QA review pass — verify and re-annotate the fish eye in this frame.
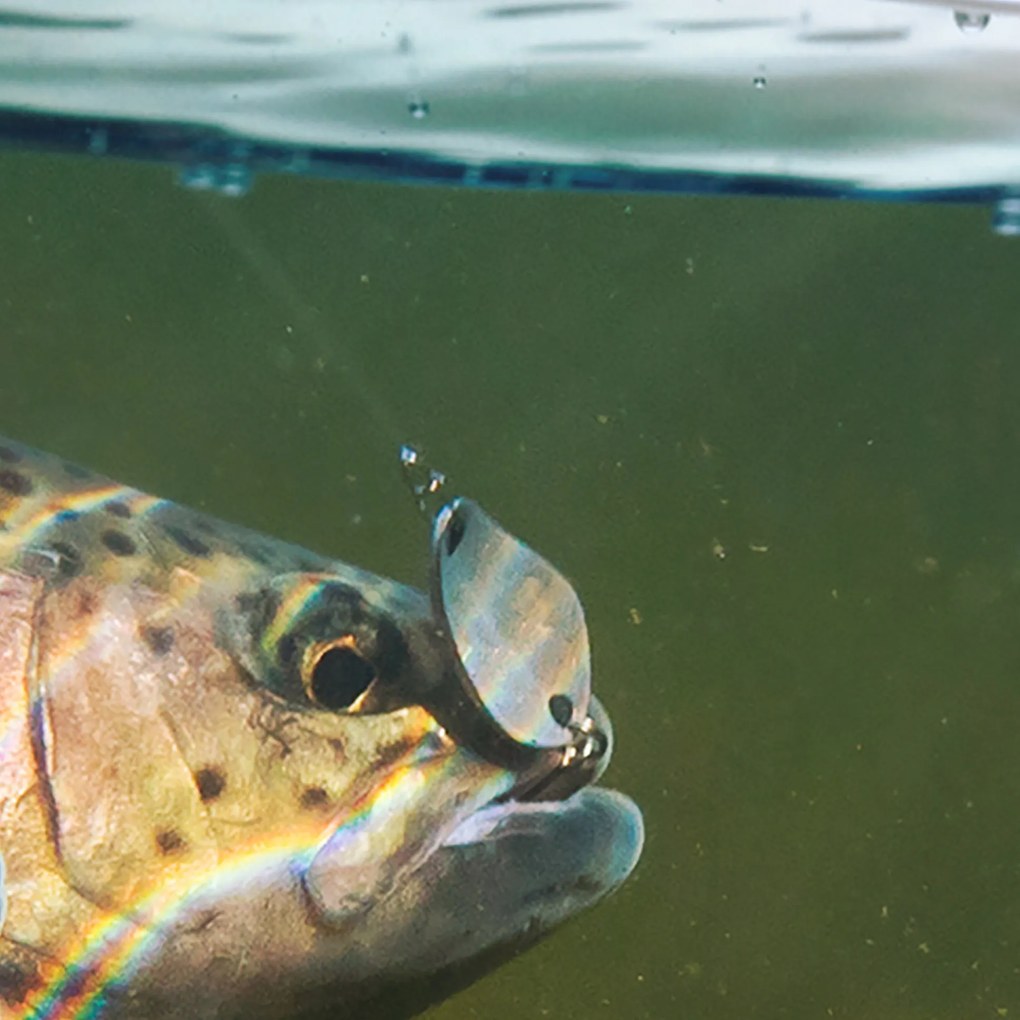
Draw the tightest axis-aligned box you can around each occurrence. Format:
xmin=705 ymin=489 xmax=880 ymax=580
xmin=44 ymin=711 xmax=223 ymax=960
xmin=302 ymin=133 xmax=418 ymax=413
xmin=302 ymin=638 xmax=377 ymax=711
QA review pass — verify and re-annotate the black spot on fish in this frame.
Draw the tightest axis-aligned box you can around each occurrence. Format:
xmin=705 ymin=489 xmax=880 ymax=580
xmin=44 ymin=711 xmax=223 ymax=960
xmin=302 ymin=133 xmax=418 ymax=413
xmin=155 ymin=828 xmax=186 ymax=855
xmin=166 ymin=525 xmax=211 ymax=558
xmin=0 ymin=951 xmax=41 ymax=1001
xmin=300 ymin=786 xmax=330 ymax=810
xmin=277 ymin=633 xmax=298 ymax=667
xmin=62 ymin=461 xmax=92 ymax=479
xmin=236 ymin=587 xmax=282 ymax=643
xmin=195 ymin=766 xmax=226 ymax=802
xmin=373 ymin=737 xmax=415 ymax=773
xmin=104 ymin=500 xmax=132 ymax=518
xmin=73 ymin=589 xmax=98 ymax=619
xmin=0 ymin=469 xmax=33 ymax=496
xmin=101 ymin=530 xmax=137 ymax=557
xmin=50 ymin=541 xmax=82 ymax=579
xmin=239 ymin=541 xmax=273 ymax=566
xmin=0 ymin=445 xmax=21 ymax=463
xmin=140 ymin=624 xmax=174 ymax=655
xmin=234 ymin=591 xmax=261 ymax=613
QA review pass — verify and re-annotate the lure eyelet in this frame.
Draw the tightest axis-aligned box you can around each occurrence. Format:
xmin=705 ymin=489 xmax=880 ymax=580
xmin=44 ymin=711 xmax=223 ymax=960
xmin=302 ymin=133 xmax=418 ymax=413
xmin=302 ymin=636 xmax=376 ymax=712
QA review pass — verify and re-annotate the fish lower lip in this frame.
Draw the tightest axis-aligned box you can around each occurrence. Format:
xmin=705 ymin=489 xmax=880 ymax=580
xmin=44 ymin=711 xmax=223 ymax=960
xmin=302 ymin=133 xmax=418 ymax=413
xmin=441 ymin=784 xmax=644 ymax=891
xmin=298 ymin=785 xmax=639 ymax=992
xmin=351 ymin=784 xmax=640 ymax=978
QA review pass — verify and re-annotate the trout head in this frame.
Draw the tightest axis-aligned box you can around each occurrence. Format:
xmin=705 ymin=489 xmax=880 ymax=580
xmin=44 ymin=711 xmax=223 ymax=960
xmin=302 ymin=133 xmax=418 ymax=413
xmin=0 ymin=439 xmax=642 ymax=1019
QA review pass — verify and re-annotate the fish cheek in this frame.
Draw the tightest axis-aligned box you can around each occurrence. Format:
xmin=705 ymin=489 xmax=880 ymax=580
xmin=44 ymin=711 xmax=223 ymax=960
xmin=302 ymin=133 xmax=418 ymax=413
xmin=156 ymin=675 xmax=351 ymax=844
xmin=302 ymin=744 xmax=513 ymax=928
xmin=34 ymin=573 xmax=465 ymax=933
xmin=36 ymin=582 xmax=220 ymax=909
xmin=154 ymin=636 xmax=438 ymax=854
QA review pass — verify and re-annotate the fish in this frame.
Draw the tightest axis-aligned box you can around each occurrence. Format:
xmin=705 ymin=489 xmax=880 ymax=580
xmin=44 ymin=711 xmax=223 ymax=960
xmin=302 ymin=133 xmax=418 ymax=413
xmin=0 ymin=436 xmax=643 ymax=1020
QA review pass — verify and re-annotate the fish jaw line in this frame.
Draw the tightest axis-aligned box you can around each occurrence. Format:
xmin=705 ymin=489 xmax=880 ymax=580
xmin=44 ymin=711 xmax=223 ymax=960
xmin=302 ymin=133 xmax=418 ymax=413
xmin=325 ymin=783 xmax=644 ymax=987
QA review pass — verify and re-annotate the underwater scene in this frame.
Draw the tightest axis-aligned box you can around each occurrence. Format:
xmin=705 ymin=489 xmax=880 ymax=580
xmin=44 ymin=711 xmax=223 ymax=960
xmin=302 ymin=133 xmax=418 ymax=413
xmin=4 ymin=141 xmax=1020 ymax=1020
xmin=2 ymin=1 xmax=1020 ymax=1019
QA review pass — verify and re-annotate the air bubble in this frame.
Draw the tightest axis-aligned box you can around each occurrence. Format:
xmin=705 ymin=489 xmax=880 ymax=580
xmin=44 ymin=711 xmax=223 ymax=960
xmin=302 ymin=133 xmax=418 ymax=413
xmin=953 ymin=10 xmax=990 ymax=32
xmin=399 ymin=444 xmax=446 ymax=515
xmin=408 ymin=100 xmax=430 ymax=119
xmin=753 ymin=75 xmax=767 ymax=90
xmin=992 ymin=196 xmax=1020 ymax=237
xmin=179 ymin=163 xmax=253 ymax=198
xmin=87 ymin=127 xmax=108 ymax=156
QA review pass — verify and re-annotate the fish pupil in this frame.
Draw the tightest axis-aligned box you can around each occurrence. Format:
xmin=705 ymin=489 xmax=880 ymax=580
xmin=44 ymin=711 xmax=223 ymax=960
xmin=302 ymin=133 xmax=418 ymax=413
xmin=309 ymin=645 xmax=376 ymax=710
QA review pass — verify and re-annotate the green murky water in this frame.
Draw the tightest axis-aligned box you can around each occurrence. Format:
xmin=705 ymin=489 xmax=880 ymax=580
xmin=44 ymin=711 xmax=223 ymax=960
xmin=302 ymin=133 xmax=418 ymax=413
xmin=2 ymin=150 xmax=1020 ymax=1018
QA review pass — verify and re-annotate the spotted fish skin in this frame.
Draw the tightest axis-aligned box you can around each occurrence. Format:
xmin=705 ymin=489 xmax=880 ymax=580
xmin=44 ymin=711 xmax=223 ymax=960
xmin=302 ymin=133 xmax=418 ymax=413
xmin=0 ymin=438 xmax=482 ymax=1013
xmin=0 ymin=437 xmax=642 ymax=1019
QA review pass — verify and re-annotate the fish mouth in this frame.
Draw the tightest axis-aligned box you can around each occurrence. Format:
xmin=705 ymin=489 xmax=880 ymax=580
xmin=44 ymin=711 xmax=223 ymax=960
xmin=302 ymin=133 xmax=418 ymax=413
xmin=436 ymin=783 xmax=644 ymax=933
xmin=262 ymin=782 xmax=642 ymax=1020
xmin=344 ymin=782 xmax=644 ymax=983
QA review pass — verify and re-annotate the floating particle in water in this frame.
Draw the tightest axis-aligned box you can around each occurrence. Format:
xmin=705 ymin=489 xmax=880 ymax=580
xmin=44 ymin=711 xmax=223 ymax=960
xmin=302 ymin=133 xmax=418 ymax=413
xmin=953 ymin=10 xmax=990 ymax=32
xmin=408 ymin=100 xmax=430 ymax=119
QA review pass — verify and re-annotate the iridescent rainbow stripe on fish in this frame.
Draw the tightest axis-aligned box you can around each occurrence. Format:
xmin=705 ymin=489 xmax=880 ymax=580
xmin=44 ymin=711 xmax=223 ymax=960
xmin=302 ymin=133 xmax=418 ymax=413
xmin=16 ymin=744 xmax=513 ymax=1020
xmin=0 ymin=479 xmax=163 ymax=549
xmin=259 ymin=573 xmax=337 ymax=654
